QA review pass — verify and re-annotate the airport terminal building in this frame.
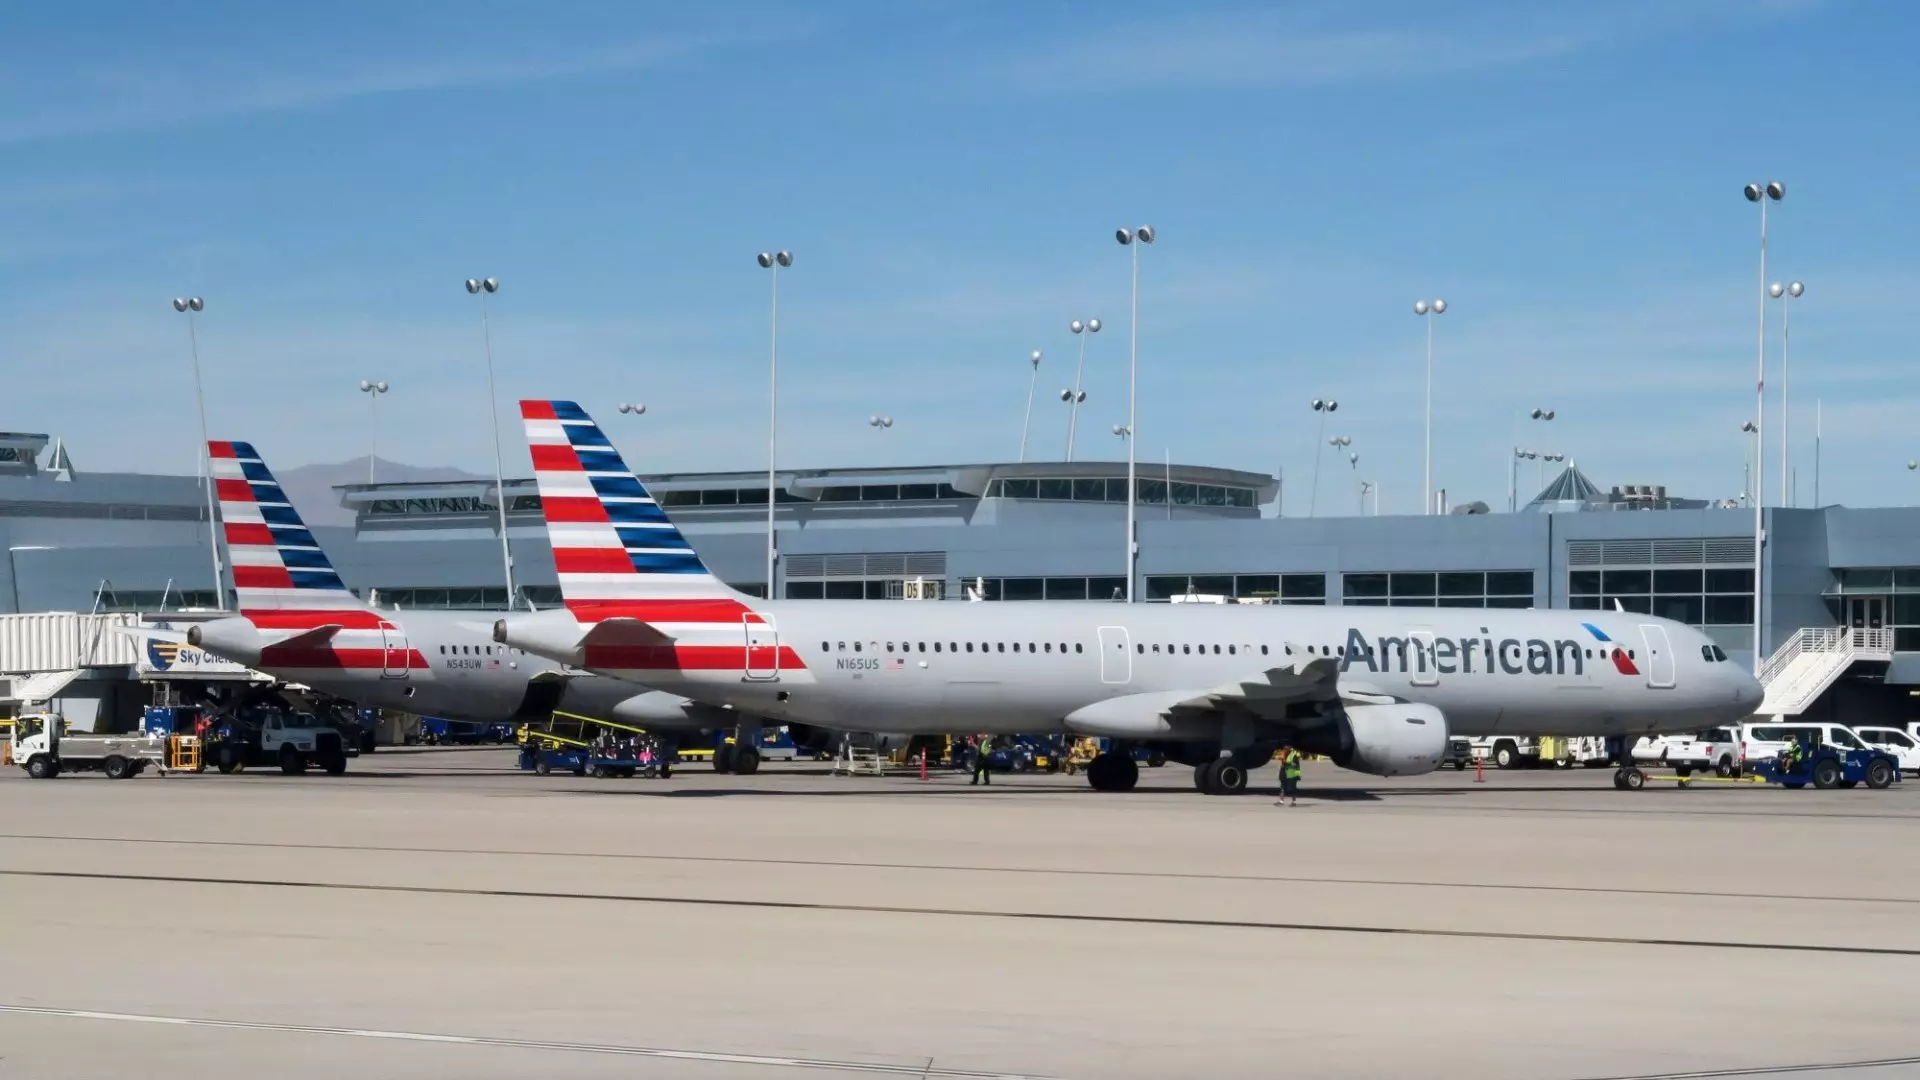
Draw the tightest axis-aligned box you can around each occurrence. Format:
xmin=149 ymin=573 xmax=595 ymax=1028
xmin=3 ymin=429 xmax=1915 ymax=728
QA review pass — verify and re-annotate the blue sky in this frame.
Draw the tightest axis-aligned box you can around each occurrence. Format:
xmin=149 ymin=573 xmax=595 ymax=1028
xmin=3 ymin=0 xmax=1914 ymax=514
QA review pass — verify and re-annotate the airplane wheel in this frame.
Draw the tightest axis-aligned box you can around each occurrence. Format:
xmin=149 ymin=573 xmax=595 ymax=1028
xmin=1622 ymin=767 xmax=1646 ymax=790
xmin=713 ymin=746 xmax=735 ymax=773
xmin=1191 ymin=764 xmax=1211 ymax=791
xmin=1200 ymin=759 xmax=1245 ymax=796
xmin=1088 ymin=753 xmax=1136 ymax=792
xmin=731 ymin=746 xmax=760 ymax=775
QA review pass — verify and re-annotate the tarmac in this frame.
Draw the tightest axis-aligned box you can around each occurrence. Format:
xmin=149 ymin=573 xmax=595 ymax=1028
xmin=2 ymin=749 xmax=1918 ymax=1080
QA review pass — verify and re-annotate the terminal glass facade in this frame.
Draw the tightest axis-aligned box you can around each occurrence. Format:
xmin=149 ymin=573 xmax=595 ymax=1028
xmin=1146 ymin=573 xmax=1327 ymax=603
xmin=1341 ymin=571 xmax=1534 ymax=608
xmin=985 ymin=477 xmax=1258 ymax=508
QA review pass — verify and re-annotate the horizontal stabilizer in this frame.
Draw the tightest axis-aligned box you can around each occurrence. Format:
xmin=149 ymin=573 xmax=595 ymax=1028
xmin=271 ymin=623 xmax=344 ymax=650
xmin=581 ymin=617 xmax=675 ymax=648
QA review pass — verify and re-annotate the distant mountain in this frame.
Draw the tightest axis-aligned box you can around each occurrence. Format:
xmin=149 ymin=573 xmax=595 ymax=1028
xmin=274 ymin=457 xmax=488 ymax=526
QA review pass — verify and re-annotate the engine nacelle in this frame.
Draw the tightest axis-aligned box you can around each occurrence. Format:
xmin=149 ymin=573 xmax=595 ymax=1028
xmin=1301 ymin=702 xmax=1448 ymax=777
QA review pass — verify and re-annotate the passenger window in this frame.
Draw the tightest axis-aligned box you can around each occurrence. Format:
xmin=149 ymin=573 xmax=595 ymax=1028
xmin=1152 ymin=644 xmax=1161 ymax=654
xmin=1044 ymin=643 xmax=1053 ymax=653
xmin=854 ymin=642 xmax=862 ymax=653
xmin=1229 ymin=645 xmax=1236 ymax=655
xmin=918 ymin=642 xmax=926 ymax=653
xmin=997 ymin=643 xmax=1005 ymax=653
xmin=838 ymin=642 xmax=846 ymax=652
xmin=1135 ymin=644 xmax=1144 ymax=654
xmin=1212 ymin=645 xmax=1221 ymax=655
xmin=1261 ymin=645 xmax=1269 ymax=656
xmin=950 ymin=642 xmax=958 ymax=652
xmin=821 ymin=641 xmax=830 ymax=652
xmin=886 ymin=642 xmax=894 ymax=652
xmin=439 ymin=646 xmax=446 ymax=655
xmin=1075 ymin=643 xmax=1083 ymax=654
xmin=934 ymin=642 xmax=942 ymax=653
xmin=965 ymin=643 xmax=973 ymax=653
xmin=1029 ymin=643 xmax=1037 ymax=653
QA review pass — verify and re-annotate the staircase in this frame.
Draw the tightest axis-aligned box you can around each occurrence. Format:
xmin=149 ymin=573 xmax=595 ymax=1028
xmin=1755 ymin=626 xmax=1893 ymax=718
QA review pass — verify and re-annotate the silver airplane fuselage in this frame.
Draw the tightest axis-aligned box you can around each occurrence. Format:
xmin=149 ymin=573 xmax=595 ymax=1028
xmin=500 ymin=601 xmax=1763 ymax=738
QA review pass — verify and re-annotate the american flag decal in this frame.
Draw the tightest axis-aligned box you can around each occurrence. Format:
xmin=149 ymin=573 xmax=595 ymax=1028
xmin=886 ymin=657 xmax=904 ymax=670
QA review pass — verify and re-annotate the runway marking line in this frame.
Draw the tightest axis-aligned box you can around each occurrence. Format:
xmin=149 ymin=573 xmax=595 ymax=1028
xmin=0 ymin=1003 xmax=1054 ymax=1079
xmin=4 ymin=867 xmax=1918 ymax=959
xmin=1578 ymin=1052 xmax=1920 ymax=1079
xmin=4 ymin=832 xmax=1915 ymax=908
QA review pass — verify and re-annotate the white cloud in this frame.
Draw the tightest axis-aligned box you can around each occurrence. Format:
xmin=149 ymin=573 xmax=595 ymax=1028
xmin=989 ymin=1 xmax=1825 ymax=93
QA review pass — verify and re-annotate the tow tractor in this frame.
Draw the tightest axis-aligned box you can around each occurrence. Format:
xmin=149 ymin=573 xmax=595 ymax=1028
xmin=9 ymin=712 xmax=168 ymax=780
xmin=1750 ymin=743 xmax=1899 ymax=791
xmin=203 ymin=708 xmax=351 ymax=775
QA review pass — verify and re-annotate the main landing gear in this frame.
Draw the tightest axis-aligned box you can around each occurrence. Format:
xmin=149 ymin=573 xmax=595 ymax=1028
xmin=1193 ymin=758 xmax=1249 ymax=795
xmin=712 ymin=743 xmax=761 ymax=775
xmin=1084 ymin=751 xmax=1139 ymax=792
xmin=1612 ymin=765 xmax=1647 ymax=790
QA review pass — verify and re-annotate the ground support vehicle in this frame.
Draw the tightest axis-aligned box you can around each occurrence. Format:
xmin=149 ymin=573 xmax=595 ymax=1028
xmin=10 ymin=716 xmax=168 ymax=780
xmin=203 ymin=711 xmax=350 ymax=775
xmin=1750 ymin=746 xmax=1899 ymax=791
xmin=1440 ymin=738 xmax=1474 ymax=770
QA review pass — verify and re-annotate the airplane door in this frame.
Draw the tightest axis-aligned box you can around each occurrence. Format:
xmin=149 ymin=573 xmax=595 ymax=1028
xmin=1408 ymin=630 xmax=1439 ymax=687
xmin=744 ymin=614 xmax=780 ymax=682
xmin=379 ymin=625 xmax=409 ymax=680
xmin=1637 ymin=623 xmax=1675 ymax=689
xmin=1097 ymin=626 xmax=1132 ymax=685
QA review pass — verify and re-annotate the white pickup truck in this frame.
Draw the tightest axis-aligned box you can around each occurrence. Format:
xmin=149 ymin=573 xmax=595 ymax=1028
xmin=1661 ymin=726 xmax=1743 ymax=777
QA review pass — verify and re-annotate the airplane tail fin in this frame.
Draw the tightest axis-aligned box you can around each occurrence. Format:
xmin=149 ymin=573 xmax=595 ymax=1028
xmin=208 ymin=440 xmax=370 ymax=618
xmin=519 ymin=400 xmax=756 ymax=624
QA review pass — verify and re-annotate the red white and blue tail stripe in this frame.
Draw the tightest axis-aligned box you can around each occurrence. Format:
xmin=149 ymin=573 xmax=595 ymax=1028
xmin=519 ymin=400 xmax=803 ymax=675
xmin=209 ymin=441 xmax=418 ymax=669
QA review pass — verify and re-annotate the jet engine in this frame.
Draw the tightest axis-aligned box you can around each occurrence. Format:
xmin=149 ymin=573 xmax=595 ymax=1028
xmin=1298 ymin=702 xmax=1448 ymax=777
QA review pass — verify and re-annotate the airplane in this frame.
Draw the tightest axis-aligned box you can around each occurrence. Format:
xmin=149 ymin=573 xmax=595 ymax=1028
xmin=492 ymin=400 xmax=1765 ymax=796
xmin=179 ymin=439 xmax=775 ymax=773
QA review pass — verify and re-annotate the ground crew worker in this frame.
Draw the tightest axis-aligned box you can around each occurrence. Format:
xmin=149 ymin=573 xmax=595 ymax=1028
xmin=1278 ymin=744 xmax=1304 ymax=807
xmin=971 ymin=734 xmax=995 ymax=786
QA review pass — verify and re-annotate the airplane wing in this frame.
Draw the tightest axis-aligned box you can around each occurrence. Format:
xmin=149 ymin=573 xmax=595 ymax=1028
xmin=1065 ymin=650 xmax=1380 ymax=736
xmin=1165 ymin=652 xmax=1350 ymax=723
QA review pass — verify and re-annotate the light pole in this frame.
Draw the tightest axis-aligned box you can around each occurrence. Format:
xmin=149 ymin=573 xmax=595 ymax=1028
xmin=757 ymin=250 xmax=792 ymax=594
xmin=464 ymin=277 xmax=517 ymax=609
xmin=868 ymin=415 xmax=894 ymax=430
xmin=172 ymin=296 xmax=222 ymax=609
xmin=1511 ymin=447 xmax=1537 ymax=511
xmin=1510 ymin=408 xmax=1555 ymax=511
xmin=1064 ymin=318 xmax=1101 ymax=461
xmin=617 ymin=402 xmax=647 ymax=416
xmin=358 ymin=380 xmax=389 ymax=483
xmin=1308 ymin=398 xmax=1338 ymax=518
xmin=1116 ymin=225 xmax=1154 ymax=602
xmin=1346 ymin=449 xmax=1360 ymax=514
xmin=1743 ymin=180 xmax=1783 ymax=673
xmin=1359 ymin=479 xmax=1375 ymax=516
xmin=1770 ymin=280 xmax=1805 ymax=506
xmin=1018 ymin=350 xmax=1042 ymax=462
xmin=1538 ymin=451 xmax=1564 ymax=490
xmin=1741 ymin=421 xmax=1759 ymax=507
xmin=1413 ymin=298 xmax=1448 ymax=514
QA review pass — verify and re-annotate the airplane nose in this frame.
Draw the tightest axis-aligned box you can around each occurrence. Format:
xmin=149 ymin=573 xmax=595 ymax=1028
xmin=1734 ymin=669 xmax=1763 ymax=711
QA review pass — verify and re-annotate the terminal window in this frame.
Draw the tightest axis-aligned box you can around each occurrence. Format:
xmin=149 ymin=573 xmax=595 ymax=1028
xmin=1145 ymin=573 xmax=1326 ymax=603
xmin=1340 ymin=571 xmax=1534 ymax=609
xmin=1567 ymin=568 xmax=1752 ymax=625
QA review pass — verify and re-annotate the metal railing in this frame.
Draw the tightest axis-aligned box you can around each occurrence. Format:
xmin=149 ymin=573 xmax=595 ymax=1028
xmin=1759 ymin=625 xmax=1894 ymax=686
